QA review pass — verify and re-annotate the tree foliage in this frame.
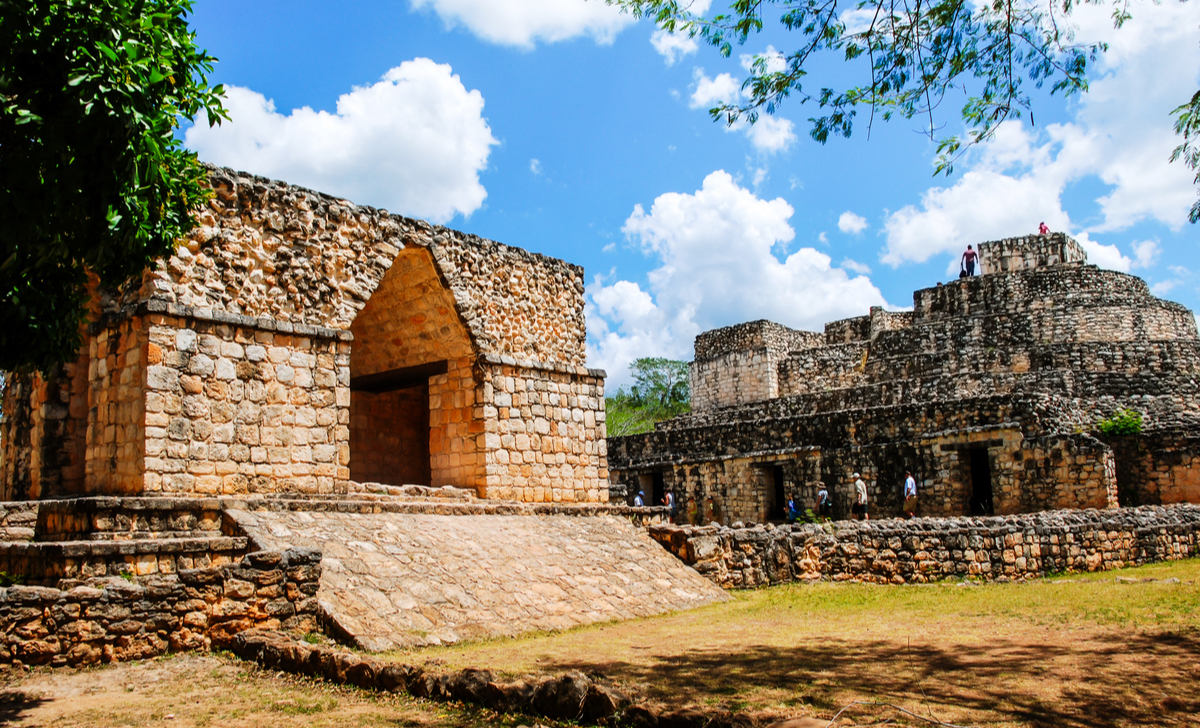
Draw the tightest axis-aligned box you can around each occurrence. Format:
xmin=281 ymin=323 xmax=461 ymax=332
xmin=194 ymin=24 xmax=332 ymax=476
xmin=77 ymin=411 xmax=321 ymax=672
xmin=0 ymin=0 xmax=227 ymax=373
xmin=607 ymin=358 xmax=691 ymax=436
xmin=607 ymin=0 xmax=1199 ymax=214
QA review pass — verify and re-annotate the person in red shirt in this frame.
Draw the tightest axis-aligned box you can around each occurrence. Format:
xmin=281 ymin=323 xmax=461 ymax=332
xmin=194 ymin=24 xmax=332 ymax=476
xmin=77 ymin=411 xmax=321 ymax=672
xmin=961 ymin=245 xmax=979 ymax=277
xmin=1039 ymin=222 xmax=1050 ymax=235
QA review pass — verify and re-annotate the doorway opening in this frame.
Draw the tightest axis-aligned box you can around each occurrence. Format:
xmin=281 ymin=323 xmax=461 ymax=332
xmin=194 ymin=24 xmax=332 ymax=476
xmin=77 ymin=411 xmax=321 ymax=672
xmin=349 ymin=382 xmax=431 ymax=486
xmin=637 ymin=471 xmax=665 ymax=506
xmin=772 ymin=465 xmax=786 ymax=521
xmin=968 ymin=449 xmax=994 ymax=515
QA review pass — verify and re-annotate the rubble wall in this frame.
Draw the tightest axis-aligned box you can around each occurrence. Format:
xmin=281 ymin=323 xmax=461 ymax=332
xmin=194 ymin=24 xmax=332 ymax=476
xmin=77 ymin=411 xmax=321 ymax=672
xmin=0 ymin=548 xmax=321 ymax=667
xmin=648 ymin=504 xmax=1200 ymax=588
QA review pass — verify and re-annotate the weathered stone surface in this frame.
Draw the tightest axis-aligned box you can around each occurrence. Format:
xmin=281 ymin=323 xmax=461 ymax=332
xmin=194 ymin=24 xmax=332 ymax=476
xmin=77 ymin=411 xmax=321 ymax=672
xmin=650 ymin=503 xmax=1200 ymax=587
xmin=229 ymin=509 xmax=727 ymax=650
xmin=612 ymin=234 xmax=1200 ymax=523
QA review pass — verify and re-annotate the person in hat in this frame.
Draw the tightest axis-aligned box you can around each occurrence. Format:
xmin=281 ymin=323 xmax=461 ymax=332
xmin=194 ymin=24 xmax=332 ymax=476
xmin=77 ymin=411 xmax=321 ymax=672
xmin=633 ymin=490 xmax=645 ymax=507
xmin=851 ymin=472 xmax=869 ymax=520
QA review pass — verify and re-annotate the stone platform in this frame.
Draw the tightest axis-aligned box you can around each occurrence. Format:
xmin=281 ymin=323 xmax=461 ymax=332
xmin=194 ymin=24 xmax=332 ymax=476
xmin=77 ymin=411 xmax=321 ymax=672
xmin=228 ymin=509 xmax=728 ymax=650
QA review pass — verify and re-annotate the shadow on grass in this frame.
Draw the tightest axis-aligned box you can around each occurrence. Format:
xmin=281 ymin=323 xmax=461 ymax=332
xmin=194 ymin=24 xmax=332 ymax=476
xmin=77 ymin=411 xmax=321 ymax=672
xmin=0 ymin=689 xmax=48 ymax=724
xmin=533 ymin=630 xmax=1200 ymax=727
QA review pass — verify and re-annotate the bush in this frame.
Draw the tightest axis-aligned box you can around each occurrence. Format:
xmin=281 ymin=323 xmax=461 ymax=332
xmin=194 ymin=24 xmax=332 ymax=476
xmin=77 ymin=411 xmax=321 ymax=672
xmin=1096 ymin=408 xmax=1144 ymax=436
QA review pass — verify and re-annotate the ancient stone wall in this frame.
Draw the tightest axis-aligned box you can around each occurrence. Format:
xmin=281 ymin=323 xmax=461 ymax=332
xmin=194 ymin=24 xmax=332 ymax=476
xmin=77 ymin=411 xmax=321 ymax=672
xmin=0 ymin=548 xmax=321 ymax=667
xmin=1105 ymin=431 xmax=1200 ymax=508
xmin=979 ymin=232 xmax=1086 ymax=274
xmin=2 ymin=166 xmax=606 ymax=501
xmin=649 ymin=504 xmax=1200 ymax=588
xmin=691 ymin=320 xmax=821 ymax=412
xmin=479 ymin=357 xmax=607 ymax=502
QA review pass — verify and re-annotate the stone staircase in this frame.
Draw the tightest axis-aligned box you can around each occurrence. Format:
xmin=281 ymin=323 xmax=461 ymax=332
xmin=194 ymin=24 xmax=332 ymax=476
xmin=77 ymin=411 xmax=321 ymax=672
xmin=0 ymin=488 xmax=728 ymax=651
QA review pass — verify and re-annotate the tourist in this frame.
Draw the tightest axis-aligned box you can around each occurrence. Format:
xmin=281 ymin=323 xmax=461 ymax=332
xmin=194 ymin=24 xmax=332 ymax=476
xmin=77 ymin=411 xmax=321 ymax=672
xmin=903 ymin=470 xmax=918 ymax=519
xmin=1039 ymin=221 xmax=1050 ymax=235
xmin=633 ymin=490 xmax=645 ymax=507
xmin=786 ymin=494 xmax=800 ymax=523
xmin=961 ymin=245 xmax=979 ymax=277
xmin=817 ymin=482 xmax=832 ymax=518
xmin=687 ymin=495 xmax=698 ymax=525
xmin=851 ymin=473 xmax=869 ymax=520
xmin=662 ymin=490 xmax=676 ymax=523
xmin=706 ymin=496 xmax=722 ymax=526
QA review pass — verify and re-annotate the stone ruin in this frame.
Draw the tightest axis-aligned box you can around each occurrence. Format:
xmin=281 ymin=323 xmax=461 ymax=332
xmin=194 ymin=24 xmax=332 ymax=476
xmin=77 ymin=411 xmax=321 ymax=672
xmin=1 ymin=165 xmax=607 ymax=503
xmin=1 ymin=172 xmax=1198 ymax=676
xmin=610 ymin=234 xmax=1200 ymax=524
xmin=0 ymin=167 xmax=728 ymax=663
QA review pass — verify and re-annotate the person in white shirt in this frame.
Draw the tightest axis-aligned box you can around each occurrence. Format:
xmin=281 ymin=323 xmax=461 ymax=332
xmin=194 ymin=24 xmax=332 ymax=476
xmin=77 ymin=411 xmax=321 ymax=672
xmin=852 ymin=473 xmax=869 ymax=520
xmin=903 ymin=470 xmax=918 ymax=519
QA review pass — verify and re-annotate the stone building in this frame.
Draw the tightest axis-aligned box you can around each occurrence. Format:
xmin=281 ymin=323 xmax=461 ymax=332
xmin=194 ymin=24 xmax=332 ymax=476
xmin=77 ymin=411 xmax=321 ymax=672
xmin=1 ymin=166 xmax=608 ymax=503
xmin=610 ymin=234 xmax=1200 ymax=523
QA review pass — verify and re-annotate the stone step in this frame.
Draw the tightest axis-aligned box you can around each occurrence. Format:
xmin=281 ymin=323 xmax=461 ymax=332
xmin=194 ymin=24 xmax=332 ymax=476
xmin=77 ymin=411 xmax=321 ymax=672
xmin=0 ymin=536 xmax=250 ymax=584
xmin=227 ymin=509 xmax=727 ymax=651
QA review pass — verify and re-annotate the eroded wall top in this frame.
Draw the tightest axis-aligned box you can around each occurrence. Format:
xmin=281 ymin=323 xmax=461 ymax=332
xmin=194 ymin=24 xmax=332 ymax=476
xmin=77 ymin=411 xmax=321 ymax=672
xmin=119 ymin=166 xmax=587 ymax=367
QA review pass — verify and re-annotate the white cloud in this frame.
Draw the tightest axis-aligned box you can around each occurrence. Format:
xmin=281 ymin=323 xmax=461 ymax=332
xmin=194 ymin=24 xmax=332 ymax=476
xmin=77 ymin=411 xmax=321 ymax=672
xmin=752 ymin=168 xmax=768 ymax=187
xmin=743 ymin=114 xmax=796 ymax=153
xmin=1131 ymin=240 xmax=1160 ymax=269
xmin=689 ymin=69 xmax=741 ymax=108
xmin=880 ymin=1 xmax=1199 ymax=268
xmin=530 ymin=158 xmax=543 ymax=175
xmin=408 ymin=0 xmax=633 ymax=49
xmin=739 ymin=45 xmax=787 ymax=74
xmin=690 ymin=68 xmax=796 ymax=153
xmin=586 ymin=171 xmax=889 ymax=385
xmin=651 ymin=30 xmax=698 ymax=65
xmin=838 ymin=211 xmax=869 ymax=234
xmin=842 ymin=258 xmax=871 ymax=274
xmin=818 ymin=231 xmax=829 ymax=244
xmin=185 ymin=59 xmax=497 ymax=224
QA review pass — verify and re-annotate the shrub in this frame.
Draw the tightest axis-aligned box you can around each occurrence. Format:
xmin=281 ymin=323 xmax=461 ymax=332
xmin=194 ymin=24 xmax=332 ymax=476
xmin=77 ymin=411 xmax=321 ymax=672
xmin=1097 ymin=408 xmax=1143 ymax=436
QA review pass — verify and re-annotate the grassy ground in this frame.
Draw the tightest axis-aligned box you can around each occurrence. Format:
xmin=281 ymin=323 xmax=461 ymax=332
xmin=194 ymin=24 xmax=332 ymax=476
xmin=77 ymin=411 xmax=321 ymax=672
xmin=388 ymin=558 xmax=1200 ymax=727
xmin=2 ymin=558 xmax=1198 ymax=727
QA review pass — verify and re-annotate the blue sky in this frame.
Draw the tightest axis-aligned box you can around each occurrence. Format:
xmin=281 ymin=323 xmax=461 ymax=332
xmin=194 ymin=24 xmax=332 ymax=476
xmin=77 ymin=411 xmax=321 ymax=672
xmin=184 ymin=0 xmax=1200 ymax=388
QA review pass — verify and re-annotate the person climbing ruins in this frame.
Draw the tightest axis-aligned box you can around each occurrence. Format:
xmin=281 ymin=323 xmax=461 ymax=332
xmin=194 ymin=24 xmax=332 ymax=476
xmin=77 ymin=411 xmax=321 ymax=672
xmin=687 ymin=495 xmax=698 ymax=525
xmin=817 ymin=482 xmax=832 ymax=518
xmin=851 ymin=473 xmax=869 ymax=520
xmin=1039 ymin=222 xmax=1050 ymax=235
xmin=903 ymin=470 xmax=918 ymax=518
xmin=960 ymin=245 xmax=979 ymax=277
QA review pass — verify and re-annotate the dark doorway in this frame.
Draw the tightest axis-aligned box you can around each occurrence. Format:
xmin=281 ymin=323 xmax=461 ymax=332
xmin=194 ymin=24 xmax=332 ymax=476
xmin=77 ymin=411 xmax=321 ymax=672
xmin=772 ymin=466 xmax=786 ymax=521
xmin=349 ymin=383 xmax=431 ymax=486
xmin=637 ymin=471 xmax=665 ymax=507
xmin=968 ymin=449 xmax=994 ymax=515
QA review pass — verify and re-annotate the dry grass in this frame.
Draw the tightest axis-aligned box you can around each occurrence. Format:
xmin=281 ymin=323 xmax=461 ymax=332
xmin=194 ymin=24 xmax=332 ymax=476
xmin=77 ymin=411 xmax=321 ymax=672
xmin=2 ymin=559 xmax=1198 ymax=727
xmin=389 ymin=558 xmax=1200 ymax=727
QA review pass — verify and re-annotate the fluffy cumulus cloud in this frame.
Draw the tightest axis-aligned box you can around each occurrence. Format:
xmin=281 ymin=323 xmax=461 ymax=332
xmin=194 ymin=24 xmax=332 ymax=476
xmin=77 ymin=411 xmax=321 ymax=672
xmin=881 ymin=0 xmax=1199 ymax=268
xmin=587 ymin=171 xmax=889 ymax=385
xmin=838 ymin=211 xmax=869 ymax=234
xmin=185 ymin=59 xmax=497 ymax=224
xmin=650 ymin=0 xmax=713 ymax=64
xmin=409 ymin=0 xmax=633 ymax=48
xmin=690 ymin=68 xmax=796 ymax=153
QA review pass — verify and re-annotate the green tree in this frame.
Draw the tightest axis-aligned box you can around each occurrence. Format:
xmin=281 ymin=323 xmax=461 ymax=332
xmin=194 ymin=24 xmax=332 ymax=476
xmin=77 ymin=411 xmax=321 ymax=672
xmin=1 ymin=0 xmax=227 ymax=373
xmin=607 ymin=358 xmax=691 ymax=436
xmin=606 ymin=0 xmax=1200 ymax=220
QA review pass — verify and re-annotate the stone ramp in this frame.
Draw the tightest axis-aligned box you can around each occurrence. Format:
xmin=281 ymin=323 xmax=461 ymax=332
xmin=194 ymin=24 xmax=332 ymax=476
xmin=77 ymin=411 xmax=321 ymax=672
xmin=227 ymin=510 xmax=728 ymax=651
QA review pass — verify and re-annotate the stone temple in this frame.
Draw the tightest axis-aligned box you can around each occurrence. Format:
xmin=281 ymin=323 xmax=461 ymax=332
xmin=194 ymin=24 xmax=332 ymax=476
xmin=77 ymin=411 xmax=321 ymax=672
xmin=1 ymin=166 xmax=608 ymax=503
xmin=609 ymin=234 xmax=1200 ymax=523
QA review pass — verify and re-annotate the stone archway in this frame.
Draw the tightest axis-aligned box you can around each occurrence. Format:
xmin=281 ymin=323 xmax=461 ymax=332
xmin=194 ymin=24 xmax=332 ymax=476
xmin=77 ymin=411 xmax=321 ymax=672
xmin=348 ymin=247 xmax=475 ymax=487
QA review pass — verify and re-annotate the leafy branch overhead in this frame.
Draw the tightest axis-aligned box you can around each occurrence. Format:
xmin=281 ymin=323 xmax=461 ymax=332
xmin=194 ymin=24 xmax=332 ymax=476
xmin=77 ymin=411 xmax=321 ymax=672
xmin=607 ymin=358 xmax=691 ymax=437
xmin=0 ymin=0 xmax=228 ymax=372
xmin=607 ymin=0 xmax=1200 ymax=218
